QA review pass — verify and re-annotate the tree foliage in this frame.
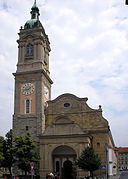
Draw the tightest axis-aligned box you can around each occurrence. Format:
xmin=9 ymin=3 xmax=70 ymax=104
xmin=76 ymin=147 xmax=101 ymax=178
xmin=0 ymin=136 xmax=4 ymax=165
xmin=0 ymin=129 xmax=15 ymax=175
xmin=0 ymin=130 xmax=40 ymax=176
xmin=14 ymin=132 xmax=40 ymax=175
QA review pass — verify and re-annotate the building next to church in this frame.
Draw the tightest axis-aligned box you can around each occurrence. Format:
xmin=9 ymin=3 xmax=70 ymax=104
xmin=116 ymin=147 xmax=128 ymax=171
xmin=12 ymin=1 xmax=117 ymax=178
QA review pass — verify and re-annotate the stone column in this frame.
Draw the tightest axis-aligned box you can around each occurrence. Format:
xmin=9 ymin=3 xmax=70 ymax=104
xmin=38 ymin=42 xmax=42 ymax=61
xmin=18 ymin=45 xmax=21 ymax=63
xmin=20 ymin=44 xmax=25 ymax=62
xmin=40 ymin=43 xmax=43 ymax=62
xmin=34 ymin=43 xmax=36 ymax=61
xmin=22 ymin=45 xmax=25 ymax=61
xmin=36 ymin=44 xmax=38 ymax=60
xmin=20 ymin=46 xmax=23 ymax=62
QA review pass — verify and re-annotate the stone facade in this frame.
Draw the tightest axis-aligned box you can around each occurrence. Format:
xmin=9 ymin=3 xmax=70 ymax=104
xmin=39 ymin=93 xmax=115 ymax=178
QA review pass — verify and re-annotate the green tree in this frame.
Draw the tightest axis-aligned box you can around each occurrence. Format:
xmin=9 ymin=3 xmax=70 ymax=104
xmin=0 ymin=136 xmax=4 ymax=166
xmin=14 ymin=132 xmax=40 ymax=176
xmin=3 ymin=129 xmax=15 ymax=175
xmin=0 ymin=130 xmax=15 ymax=176
xmin=76 ymin=147 xmax=101 ymax=179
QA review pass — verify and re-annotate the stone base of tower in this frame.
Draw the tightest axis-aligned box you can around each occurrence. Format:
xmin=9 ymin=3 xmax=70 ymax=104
xmin=13 ymin=114 xmax=42 ymax=138
xmin=39 ymin=169 xmax=50 ymax=179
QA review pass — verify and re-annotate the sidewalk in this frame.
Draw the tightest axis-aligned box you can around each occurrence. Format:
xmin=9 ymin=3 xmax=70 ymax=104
xmin=108 ymin=173 xmax=120 ymax=179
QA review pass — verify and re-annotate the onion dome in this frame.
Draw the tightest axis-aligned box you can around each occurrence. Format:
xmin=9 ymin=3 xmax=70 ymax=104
xmin=24 ymin=0 xmax=42 ymax=29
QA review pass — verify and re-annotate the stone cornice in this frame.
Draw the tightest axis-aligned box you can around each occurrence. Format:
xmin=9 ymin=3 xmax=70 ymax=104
xmin=45 ymin=110 xmax=102 ymax=115
xmin=39 ymin=133 xmax=92 ymax=140
xmin=19 ymin=27 xmax=50 ymax=45
xmin=87 ymin=128 xmax=109 ymax=134
xmin=13 ymin=114 xmax=37 ymax=119
xmin=51 ymin=93 xmax=88 ymax=103
xmin=13 ymin=69 xmax=53 ymax=84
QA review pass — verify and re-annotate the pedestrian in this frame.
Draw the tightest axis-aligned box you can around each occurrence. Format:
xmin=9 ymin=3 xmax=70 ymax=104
xmin=46 ymin=173 xmax=49 ymax=179
xmin=49 ymin=172 xmax=54 ymax=179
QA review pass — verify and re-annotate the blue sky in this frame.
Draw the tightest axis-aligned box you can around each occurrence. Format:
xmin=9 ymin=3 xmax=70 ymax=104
xmin=0 ymin=0 xmax=128 ymax=147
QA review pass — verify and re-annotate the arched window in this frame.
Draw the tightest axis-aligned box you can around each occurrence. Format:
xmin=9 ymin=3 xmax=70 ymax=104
xmin=25 ymin=98 xmax=30 ymax=114
xmin=26 ymin=44 xmax=33 ymax=57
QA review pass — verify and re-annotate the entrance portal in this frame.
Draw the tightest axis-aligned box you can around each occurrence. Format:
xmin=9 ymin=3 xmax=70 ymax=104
xmin=52 ymin=145 xmax=77 ymax=178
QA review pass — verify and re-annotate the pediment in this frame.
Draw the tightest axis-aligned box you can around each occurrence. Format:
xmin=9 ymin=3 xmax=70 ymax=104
xmin=46 ymin=93 xmax=98 ymax=114
xmin=45 ymin=93 xmax=108 ymax=131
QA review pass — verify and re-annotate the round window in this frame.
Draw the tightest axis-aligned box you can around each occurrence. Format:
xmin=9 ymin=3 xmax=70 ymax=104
xmin=64 ymin=103 xmax=70 ymax=107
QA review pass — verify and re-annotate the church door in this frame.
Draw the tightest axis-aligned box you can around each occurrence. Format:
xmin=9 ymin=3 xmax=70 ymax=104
xmin=63 ymin=160 xmax=73 ymax=179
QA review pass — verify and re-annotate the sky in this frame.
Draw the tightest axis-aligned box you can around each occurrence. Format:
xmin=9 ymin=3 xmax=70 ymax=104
xmin=0 ymin=0 xmax=128 ymax=147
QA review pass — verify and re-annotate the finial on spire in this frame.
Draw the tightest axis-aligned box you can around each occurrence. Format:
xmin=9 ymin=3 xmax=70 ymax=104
xmin=34 ymin=0 xmax=36 ymax=5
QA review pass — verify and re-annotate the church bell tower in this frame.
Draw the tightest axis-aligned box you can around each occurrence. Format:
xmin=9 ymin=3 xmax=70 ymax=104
xmin=13 ymin=0 xmax=53 ymax=141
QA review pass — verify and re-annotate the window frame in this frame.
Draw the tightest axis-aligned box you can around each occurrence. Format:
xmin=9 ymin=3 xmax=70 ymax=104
xmin=25 ymin=98 xmax=31 ymax=114
xmin=26 ymin=43 xmax=33 ymax=57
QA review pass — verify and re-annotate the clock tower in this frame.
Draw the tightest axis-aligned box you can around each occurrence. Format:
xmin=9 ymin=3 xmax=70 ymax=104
xmin=13 ymin=0 xmax=53 ymax=142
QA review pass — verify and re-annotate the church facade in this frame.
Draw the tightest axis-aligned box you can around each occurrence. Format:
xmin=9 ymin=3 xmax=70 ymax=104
xmin=12 ymin=1 xmax=117 ymax=178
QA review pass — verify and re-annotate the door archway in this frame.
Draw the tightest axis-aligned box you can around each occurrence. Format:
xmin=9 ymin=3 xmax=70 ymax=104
xmin=52 ymin=145 xmax=77 ymax=178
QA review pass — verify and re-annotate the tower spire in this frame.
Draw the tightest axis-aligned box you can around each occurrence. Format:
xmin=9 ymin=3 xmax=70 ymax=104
xmin=34 ymin=0 xmax=36 ymax=5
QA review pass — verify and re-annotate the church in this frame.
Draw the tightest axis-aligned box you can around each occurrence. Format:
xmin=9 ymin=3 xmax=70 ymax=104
xmin=12 ymin=1 xmax=117 ymax=178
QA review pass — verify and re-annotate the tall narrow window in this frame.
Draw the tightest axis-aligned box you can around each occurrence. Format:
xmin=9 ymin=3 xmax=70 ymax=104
xmin=26 ymin=126 xmax=29 ymax=131
xmin=56 ymin=161 xmax=59 ymax=172
xmin=97 ymin=142 xmax=100 ymax=148
xmin=44 ymin=47 xmax=47 ymax=64
xmin=26 ymin=44 xmax=33 ymax=57
xmin=25 ymin=99 xmax=30 ymax=114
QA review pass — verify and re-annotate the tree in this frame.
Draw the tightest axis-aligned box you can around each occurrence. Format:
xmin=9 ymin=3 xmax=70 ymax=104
xmin=0 ymin=136 xmax=4 ymax=166
xmin=76 ymin=147 xmax=101 ymax=179
xmin=3 ymin=129 xmax=16 ymax=175
xmin=14 ymin=132 xmax=40 ymax=176
xmin=0 ymin=130 xmax=15 ymax=176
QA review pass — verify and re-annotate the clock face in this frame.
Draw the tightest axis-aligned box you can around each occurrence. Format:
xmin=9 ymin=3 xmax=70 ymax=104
xmin=21 ymin=83 xmax=35 ymax=95
xmin=44 ymin=86 xmax=49 ymax=99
